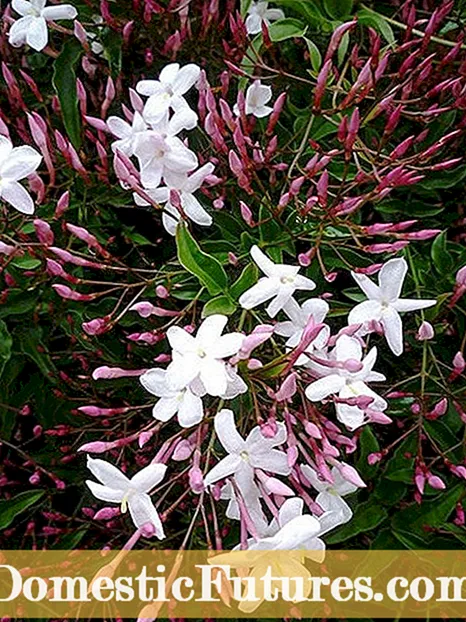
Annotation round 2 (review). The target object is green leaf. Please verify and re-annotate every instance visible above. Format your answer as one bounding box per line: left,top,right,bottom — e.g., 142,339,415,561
202,295,236,317
230,264,259,300
326,501,388,544
392,484,463,536
101,29,122,77
268,18,307,41
356,426,380,478
431,230,454,274
0,491,44,530
176,223,228,296
0,320,12,379
323,0,353,19
52,39,83,149
357,8,395,44
304,37,322,71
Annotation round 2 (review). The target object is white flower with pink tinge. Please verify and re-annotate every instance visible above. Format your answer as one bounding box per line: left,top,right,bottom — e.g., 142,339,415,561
0,136,42,214
204,409,291,488
305,335,387,431
275,298,330,364
349,258,436,356
9,0,77,51
245,1,284,35
239,245,316,318
234,80,273,118
165,315,245,398
85,456,166,538
136,63,200,125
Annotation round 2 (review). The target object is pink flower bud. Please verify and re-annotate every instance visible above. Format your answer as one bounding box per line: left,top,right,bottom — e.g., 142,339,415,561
453,351,465,373
275,373,297,401
172,439,194,461
367,452,382,465
92,366,146,380
94,507,120,520
82,317,109,335
416,321,434,341
343,358,363,373
247,358,262,370
156,285,169,298
287,445,298,468
77,441,111,453
456,265,466,287
239,201,254,226
338,463,366,488
54,191,70,219
261,475,294,496
304,421,322,439
77,406,129,417
237,325,272,360
138,431,154,448
427,474,446,490
189,466,204,494
52,284,93,301
29,472,41,485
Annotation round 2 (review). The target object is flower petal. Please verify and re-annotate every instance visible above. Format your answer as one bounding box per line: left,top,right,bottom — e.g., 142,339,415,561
200,358,228,396
335,334,362,363
214,408,245,454
1,146,41,181
177,389,204,427
305,374,345,401
351,271,381,300
131,463,167,493
0,181,35,214
167,325,196,353
246,421,287,452
249,448,291,476
165,352,199,390
266,285,294,318
378,257,407,302
159,63,180,85
106,116,131,139
250,245,277,277
393,298,437,313
0,137,13,166
136,80,163,96
86,456,129,488
277,497,304,527
239,278,279,310
41,5,77,20
245,13,262,34
140,368,175,398
348,299,382,327
182,193,212,227
196,314,228,347
8,15,34,46
25,16,48,51
381,306,403,355
151,396,180,422
86,481,124,503
172,63,200,94
209,333,244,359
204,454,242,486
128,492,165,538
12,0,33,17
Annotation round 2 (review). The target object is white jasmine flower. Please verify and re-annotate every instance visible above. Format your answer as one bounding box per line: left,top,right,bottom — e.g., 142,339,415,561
107,112,148,157
245,1,284,35
86,456,166,538
136,63,200,124
165,315,244,397
301,464,358,527
220,478,269,536
9,0,78,51
348,258,436,356
305,335,387,431
204,409,291,488
0,136,42,214
134,109,198,189
275,298,330,363
134,162,214,235
239,245,316,318
234,80,273,118
140,368,205,428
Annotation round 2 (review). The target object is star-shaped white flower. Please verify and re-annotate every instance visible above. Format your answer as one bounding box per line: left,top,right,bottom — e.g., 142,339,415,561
107,112,148,157
166,315,244,397
234,80,273,118
305,335,387,431
9,0,77,51
275,298,330,363
133,109,198,189
204,409,291,489
0,136,42,214
239,246,316,318
245,1,284,35
86,456,166,538
134,162,214,235
301,464,359,527
139,368,205,428
136,63,200,124
348,258,436,356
